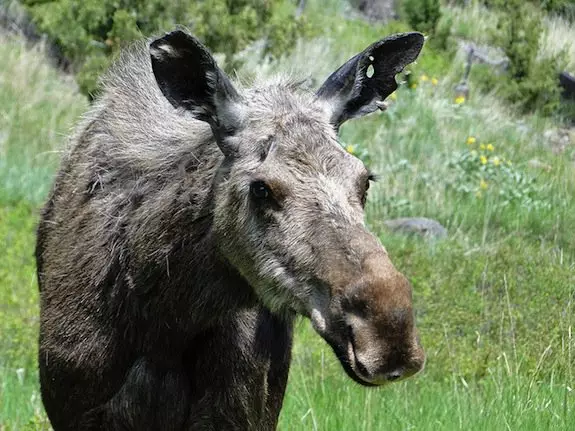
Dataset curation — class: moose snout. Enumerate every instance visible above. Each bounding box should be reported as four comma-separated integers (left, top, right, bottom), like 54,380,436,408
312,235,426,386
346,312,425,385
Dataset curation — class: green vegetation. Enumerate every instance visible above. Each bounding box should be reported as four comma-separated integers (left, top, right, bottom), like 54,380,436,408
446,136,550,210
21,0,310,96
0,36,86,430
401,0,442,35
444,0,569,116
0,36,87,205
1,0,574,429
489,0,566,115
282,319,573,429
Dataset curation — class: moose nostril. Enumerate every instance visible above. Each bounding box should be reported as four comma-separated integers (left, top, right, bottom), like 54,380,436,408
355,359,370,378
385,370,403,382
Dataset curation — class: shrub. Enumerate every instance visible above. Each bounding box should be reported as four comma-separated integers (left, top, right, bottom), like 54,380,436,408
446,136,550,211
22,0,311,97
474,0,566,115
527,0,575,18
431,12,455,52
401,0,442,35
494,1,540,82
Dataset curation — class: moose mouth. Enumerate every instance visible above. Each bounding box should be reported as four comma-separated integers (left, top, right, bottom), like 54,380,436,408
326,326,379,387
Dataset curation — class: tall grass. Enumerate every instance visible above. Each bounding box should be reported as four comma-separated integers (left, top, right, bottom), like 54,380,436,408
0,34,87,205
442,2,501,45
0,34,85,429
541,14,575,70
281,321,574,430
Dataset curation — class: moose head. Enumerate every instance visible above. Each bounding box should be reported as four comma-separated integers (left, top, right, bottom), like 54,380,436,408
150,30,425,385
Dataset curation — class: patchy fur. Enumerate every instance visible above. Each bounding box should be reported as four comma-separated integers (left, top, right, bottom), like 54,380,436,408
37,30,425,430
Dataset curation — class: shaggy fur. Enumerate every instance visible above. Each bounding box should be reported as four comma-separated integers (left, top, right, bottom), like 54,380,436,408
37,30,425,430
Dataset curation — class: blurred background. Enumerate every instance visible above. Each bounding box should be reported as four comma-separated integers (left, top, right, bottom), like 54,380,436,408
0,0,574,429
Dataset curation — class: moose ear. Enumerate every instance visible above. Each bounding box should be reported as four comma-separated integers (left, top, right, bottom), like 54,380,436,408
316,32,424,129
150,30,244,155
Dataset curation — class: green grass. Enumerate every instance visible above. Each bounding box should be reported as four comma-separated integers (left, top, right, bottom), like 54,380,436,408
0,34,85,430
278,234,575,429
0,203,50,430
0,34,87,205
281,333,574,430
1,2,575,429
1,365,47,430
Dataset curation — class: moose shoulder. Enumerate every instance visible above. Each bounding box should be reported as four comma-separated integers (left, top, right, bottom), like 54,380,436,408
36,29,425,430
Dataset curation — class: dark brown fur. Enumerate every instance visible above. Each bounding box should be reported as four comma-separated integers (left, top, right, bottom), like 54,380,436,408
37,30,425,430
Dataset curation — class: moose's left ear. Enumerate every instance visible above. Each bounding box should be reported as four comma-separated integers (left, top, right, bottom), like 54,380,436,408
316,32,424,129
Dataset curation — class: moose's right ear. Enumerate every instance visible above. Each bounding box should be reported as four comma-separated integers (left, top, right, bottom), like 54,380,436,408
150,30,245,152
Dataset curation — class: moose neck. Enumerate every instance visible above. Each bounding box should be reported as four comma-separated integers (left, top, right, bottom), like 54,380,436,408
106,145,258,345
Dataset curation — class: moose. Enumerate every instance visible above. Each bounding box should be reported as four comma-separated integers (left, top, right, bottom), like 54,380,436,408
36,29,425,430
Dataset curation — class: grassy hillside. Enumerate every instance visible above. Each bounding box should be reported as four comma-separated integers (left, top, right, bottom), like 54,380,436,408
1,1,574,429
0,34,87,429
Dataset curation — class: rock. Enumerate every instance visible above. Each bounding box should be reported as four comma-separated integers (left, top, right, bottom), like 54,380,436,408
383,217,447,239
454,81,470,100
543,128,573,155
457,40,509,75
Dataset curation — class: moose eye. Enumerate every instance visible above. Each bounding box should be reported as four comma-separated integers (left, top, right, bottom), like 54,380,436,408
250,181,271,200
361,173,377,207
361,181,370,206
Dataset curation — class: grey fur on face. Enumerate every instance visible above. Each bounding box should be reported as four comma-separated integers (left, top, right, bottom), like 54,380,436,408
37,29,425,430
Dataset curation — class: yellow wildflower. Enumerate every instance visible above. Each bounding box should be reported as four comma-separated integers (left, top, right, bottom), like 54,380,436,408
466,136,476,145
480,155,488,165
480,143,486,150
479,179,488,190
455,95,465,105
345,144,355,154
431,77,439,85
411,83,417,89
389,92,397,101
420,74,429,82
492,156,501,166
486,143,494,152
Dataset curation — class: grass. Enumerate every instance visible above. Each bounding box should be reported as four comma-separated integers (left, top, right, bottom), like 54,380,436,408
542,14,575,71
277,235,574,430
0,34,87,205
281,331,574,429
1,1,575,429
442,2,502,45
0,33,85,430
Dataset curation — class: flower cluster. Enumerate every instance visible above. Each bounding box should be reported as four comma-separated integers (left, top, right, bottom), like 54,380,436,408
454,95,466,105
447,136,549,209
410,73,439,90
